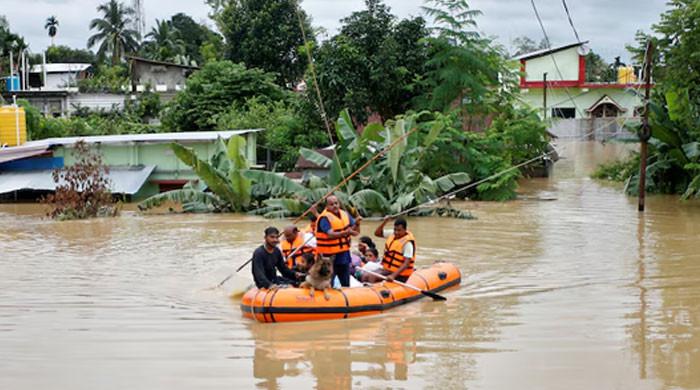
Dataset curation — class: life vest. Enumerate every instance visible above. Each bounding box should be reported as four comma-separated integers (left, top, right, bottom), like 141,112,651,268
382,231,416,278
280,233,314,268
315,209,352,255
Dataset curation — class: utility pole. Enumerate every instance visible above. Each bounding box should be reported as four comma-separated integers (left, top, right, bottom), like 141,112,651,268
638,41,654,212
543,72,548,120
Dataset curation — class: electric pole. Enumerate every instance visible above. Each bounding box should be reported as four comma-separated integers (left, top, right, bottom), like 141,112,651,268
638,41,654,212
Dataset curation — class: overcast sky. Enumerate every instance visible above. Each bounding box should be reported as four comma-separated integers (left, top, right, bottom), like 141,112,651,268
3,0,668,62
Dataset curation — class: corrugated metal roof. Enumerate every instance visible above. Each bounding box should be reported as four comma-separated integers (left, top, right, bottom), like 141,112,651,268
0,165,155,195
0,130,264,156
513,41,589,61
0,145,50,164
29,63,92,74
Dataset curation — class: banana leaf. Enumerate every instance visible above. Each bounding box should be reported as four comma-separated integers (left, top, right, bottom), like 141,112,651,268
336,109,358,145
386,118,408,184
171,142,239,207
137,189,225,212
434,172,471,193
300,147,333,168
227,136,251,210
349,189,390,215
244,169,305,197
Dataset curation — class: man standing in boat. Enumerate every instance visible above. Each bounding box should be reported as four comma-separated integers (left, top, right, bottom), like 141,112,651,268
367,217,415,283
315,195,359,287
252,227,304,289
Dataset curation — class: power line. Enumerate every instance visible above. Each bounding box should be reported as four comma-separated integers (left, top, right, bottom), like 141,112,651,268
529,0,586,119
561,0,581,43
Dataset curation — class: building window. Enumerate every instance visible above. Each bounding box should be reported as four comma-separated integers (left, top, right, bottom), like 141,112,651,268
551,107,576,119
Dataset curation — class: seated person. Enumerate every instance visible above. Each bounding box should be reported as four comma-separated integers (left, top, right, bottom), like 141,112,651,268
365,217,416,283
350,236,376,276
357,248,383,282
252,227,304,289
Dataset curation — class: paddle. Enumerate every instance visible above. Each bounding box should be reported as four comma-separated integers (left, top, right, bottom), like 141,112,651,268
362,269,447,301
217,233,314,287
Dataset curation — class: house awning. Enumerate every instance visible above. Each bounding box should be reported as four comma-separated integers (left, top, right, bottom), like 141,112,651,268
0,165,155,195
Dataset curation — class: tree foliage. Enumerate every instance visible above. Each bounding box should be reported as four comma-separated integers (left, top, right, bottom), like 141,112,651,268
420,0,511,113
595,0,700,199
511,36,547,57
160,60,285,131
141,19,185,63
42,141,119,220
211,0,312,86
314,0,431,124
45,16,59,45
87,0,140,65
45,45,96,63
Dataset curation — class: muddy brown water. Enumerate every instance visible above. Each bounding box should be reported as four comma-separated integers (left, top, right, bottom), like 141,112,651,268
1,141,699,389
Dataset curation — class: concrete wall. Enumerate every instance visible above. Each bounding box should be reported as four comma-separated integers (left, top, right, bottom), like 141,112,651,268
53,132,259,199
524,47,580,82
131,62,192,92
68,93,125,113
44,72,80,90
519,87,644,119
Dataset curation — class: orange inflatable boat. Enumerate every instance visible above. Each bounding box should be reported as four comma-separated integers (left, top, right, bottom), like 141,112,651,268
241,262,461,323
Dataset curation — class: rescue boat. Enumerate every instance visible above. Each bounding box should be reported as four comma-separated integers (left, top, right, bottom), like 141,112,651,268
240,262,461,323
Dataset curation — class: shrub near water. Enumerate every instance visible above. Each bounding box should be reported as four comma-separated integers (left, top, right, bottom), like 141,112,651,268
42,141,119,220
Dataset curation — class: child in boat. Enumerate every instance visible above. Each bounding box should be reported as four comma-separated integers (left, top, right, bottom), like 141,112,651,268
356,248,382,282
350,236,376,275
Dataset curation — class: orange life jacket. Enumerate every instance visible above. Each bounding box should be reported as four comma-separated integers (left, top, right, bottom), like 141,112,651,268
382,231,416,278
280,233,314,268
315,209,351,255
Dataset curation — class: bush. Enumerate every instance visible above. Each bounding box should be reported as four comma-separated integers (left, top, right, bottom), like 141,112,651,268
42,140,119,220
216,96,327,171
160,60,285,132
78,65,129,93
592,156,639,182
420,107,549,201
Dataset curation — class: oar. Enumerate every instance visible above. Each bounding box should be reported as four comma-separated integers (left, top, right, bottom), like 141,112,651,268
292,126,418,225
362,269,447,301
233,127,418,275
218,233,315,287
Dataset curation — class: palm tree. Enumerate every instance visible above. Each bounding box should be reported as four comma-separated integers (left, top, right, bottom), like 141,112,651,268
143,19,185,62
87,0,140,65
45,16,59,46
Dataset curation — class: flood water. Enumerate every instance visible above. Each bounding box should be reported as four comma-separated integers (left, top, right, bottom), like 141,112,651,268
1,141,699,389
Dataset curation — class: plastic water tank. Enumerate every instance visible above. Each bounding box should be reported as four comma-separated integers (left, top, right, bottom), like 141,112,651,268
0,106,27,147
5,76,20,92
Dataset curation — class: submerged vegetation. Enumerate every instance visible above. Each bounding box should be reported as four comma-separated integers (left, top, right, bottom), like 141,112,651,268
42,141,119,220
592,1,700,200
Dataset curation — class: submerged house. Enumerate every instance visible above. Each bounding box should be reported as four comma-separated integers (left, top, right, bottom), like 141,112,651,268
515,42,648,140
0,130,261,201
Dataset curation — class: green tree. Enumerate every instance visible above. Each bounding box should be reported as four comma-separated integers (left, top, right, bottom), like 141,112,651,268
314,0,431,123
45,16,59,46
141,19,185,62
161,60,285,132
44,45,96,63
211,0,312,86
87,0,140,65
169,13,222,65
420,0,508,113
584,51,616,82
595,0,700,199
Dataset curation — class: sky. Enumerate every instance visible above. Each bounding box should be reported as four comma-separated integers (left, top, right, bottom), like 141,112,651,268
2,0,669,63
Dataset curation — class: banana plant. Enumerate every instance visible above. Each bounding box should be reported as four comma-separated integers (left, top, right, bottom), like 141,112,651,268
138,136,252,212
